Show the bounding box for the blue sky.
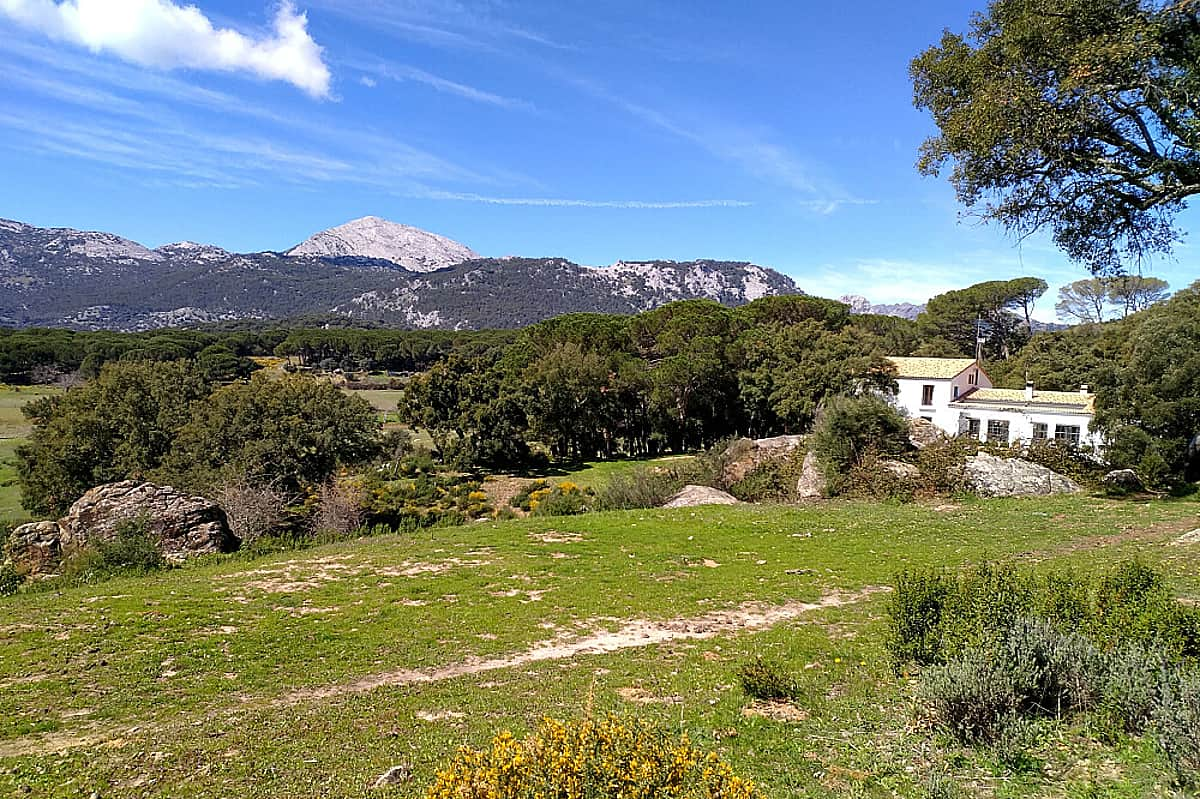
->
[0,0,1195,320]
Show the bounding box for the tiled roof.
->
[951,387,1095,413]
[887,356,978,380]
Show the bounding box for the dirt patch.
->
[276,586,890,706]
[483,476,536,515]
[529,530,584,544]
[415,710,466,723]
[618,687,682,705]
[232,557,490,594]
[741,699,810,723]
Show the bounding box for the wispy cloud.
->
[304,0,570,53]
[419,191,751,209]
[0,0,332,97]
[561,75,872,211]
[365,62,534,110]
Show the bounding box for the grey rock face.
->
[59,481,238,562]
[288,216,479,272]
[795,450,827,499]
[881,460,921,480]
[908,418,947,450]
[1102,469,1143,493]
[4,521,62,576]
[662,485,740,508]
[964,452,1082,497]
[721,435,806,485]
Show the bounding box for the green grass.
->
[0,386,58,439]
[0,495,1197,797]
[559,455,698,489]
[0,386,56,525]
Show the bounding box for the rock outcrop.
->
[662,485,741,508]
[59,481,236,560]
[721,435,806,485]
[907,418,946,450]
[3,481,237,575]
[964,453,1082,497]
[1102,469,1143,493]
[795,451,827,499]
[881,460,921,480]
[4,521,61,577]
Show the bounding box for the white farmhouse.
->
[887,356,1100,449]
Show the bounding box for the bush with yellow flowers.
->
[424,716,762,799]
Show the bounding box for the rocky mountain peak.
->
[287,216,479,272]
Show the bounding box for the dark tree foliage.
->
[399,296,896,464]
[17,362,212,515]
[916,278,1047,359]
[913,0,1200,274]
[159,374,382,493]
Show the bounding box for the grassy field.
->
[0,386,59,525]
[559,455,698,490]
[1,494,1198,797]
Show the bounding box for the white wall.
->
[893,367,990,433]
[949,405,1102,449]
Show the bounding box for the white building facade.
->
[888,357,1101,449]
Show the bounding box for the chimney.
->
[1025,381,1034,401]
[1080,384,1090,395]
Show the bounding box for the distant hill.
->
[839,294,925,320]
[0,217,801,331]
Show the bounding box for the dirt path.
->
[0,586,888,758]
[275,586,891,705]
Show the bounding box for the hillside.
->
[1,497,1196,797]
[0,218,800,331]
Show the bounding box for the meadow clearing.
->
[0,386,59,525]
[2,494,1198,798]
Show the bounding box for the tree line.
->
[0,325,514,384]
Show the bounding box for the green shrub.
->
[737,656,797,701]
[887,570,951,670]
[596,460,714,511]
[63,517,166,580]
[810,394,910,494]
[1153,670,1200,787]
[530,481,595,516]
[424,716,762,799]
[0,564,21,597]
[727,449,806,502]
[510,480,553,512]
[888,560,1195,670]
[1002,617,1103,718]
[1100,643,1171,735]
[919,647,1019,744]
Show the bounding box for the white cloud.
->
[0,0,331,97]
[358,74,376,88]
[370,62,533,110]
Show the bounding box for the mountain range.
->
[0,216,804,331]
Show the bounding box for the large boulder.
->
[795,450,827,499]
[721,435,805,485]
[881,460,921,480]
[907,418,947,450]
[59,481,237,561]
[4,521,62,577]
[662,485,740,509]
[1102,469,1143,494]
[964,452,1082,498]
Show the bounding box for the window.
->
[952,385,960,399]
[921,415,933,422]
[1055,425,1081,446]
[1032,422,1048,441]
[959,417,981,439]
[987,419,1010,443]
[921,384,935,406]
